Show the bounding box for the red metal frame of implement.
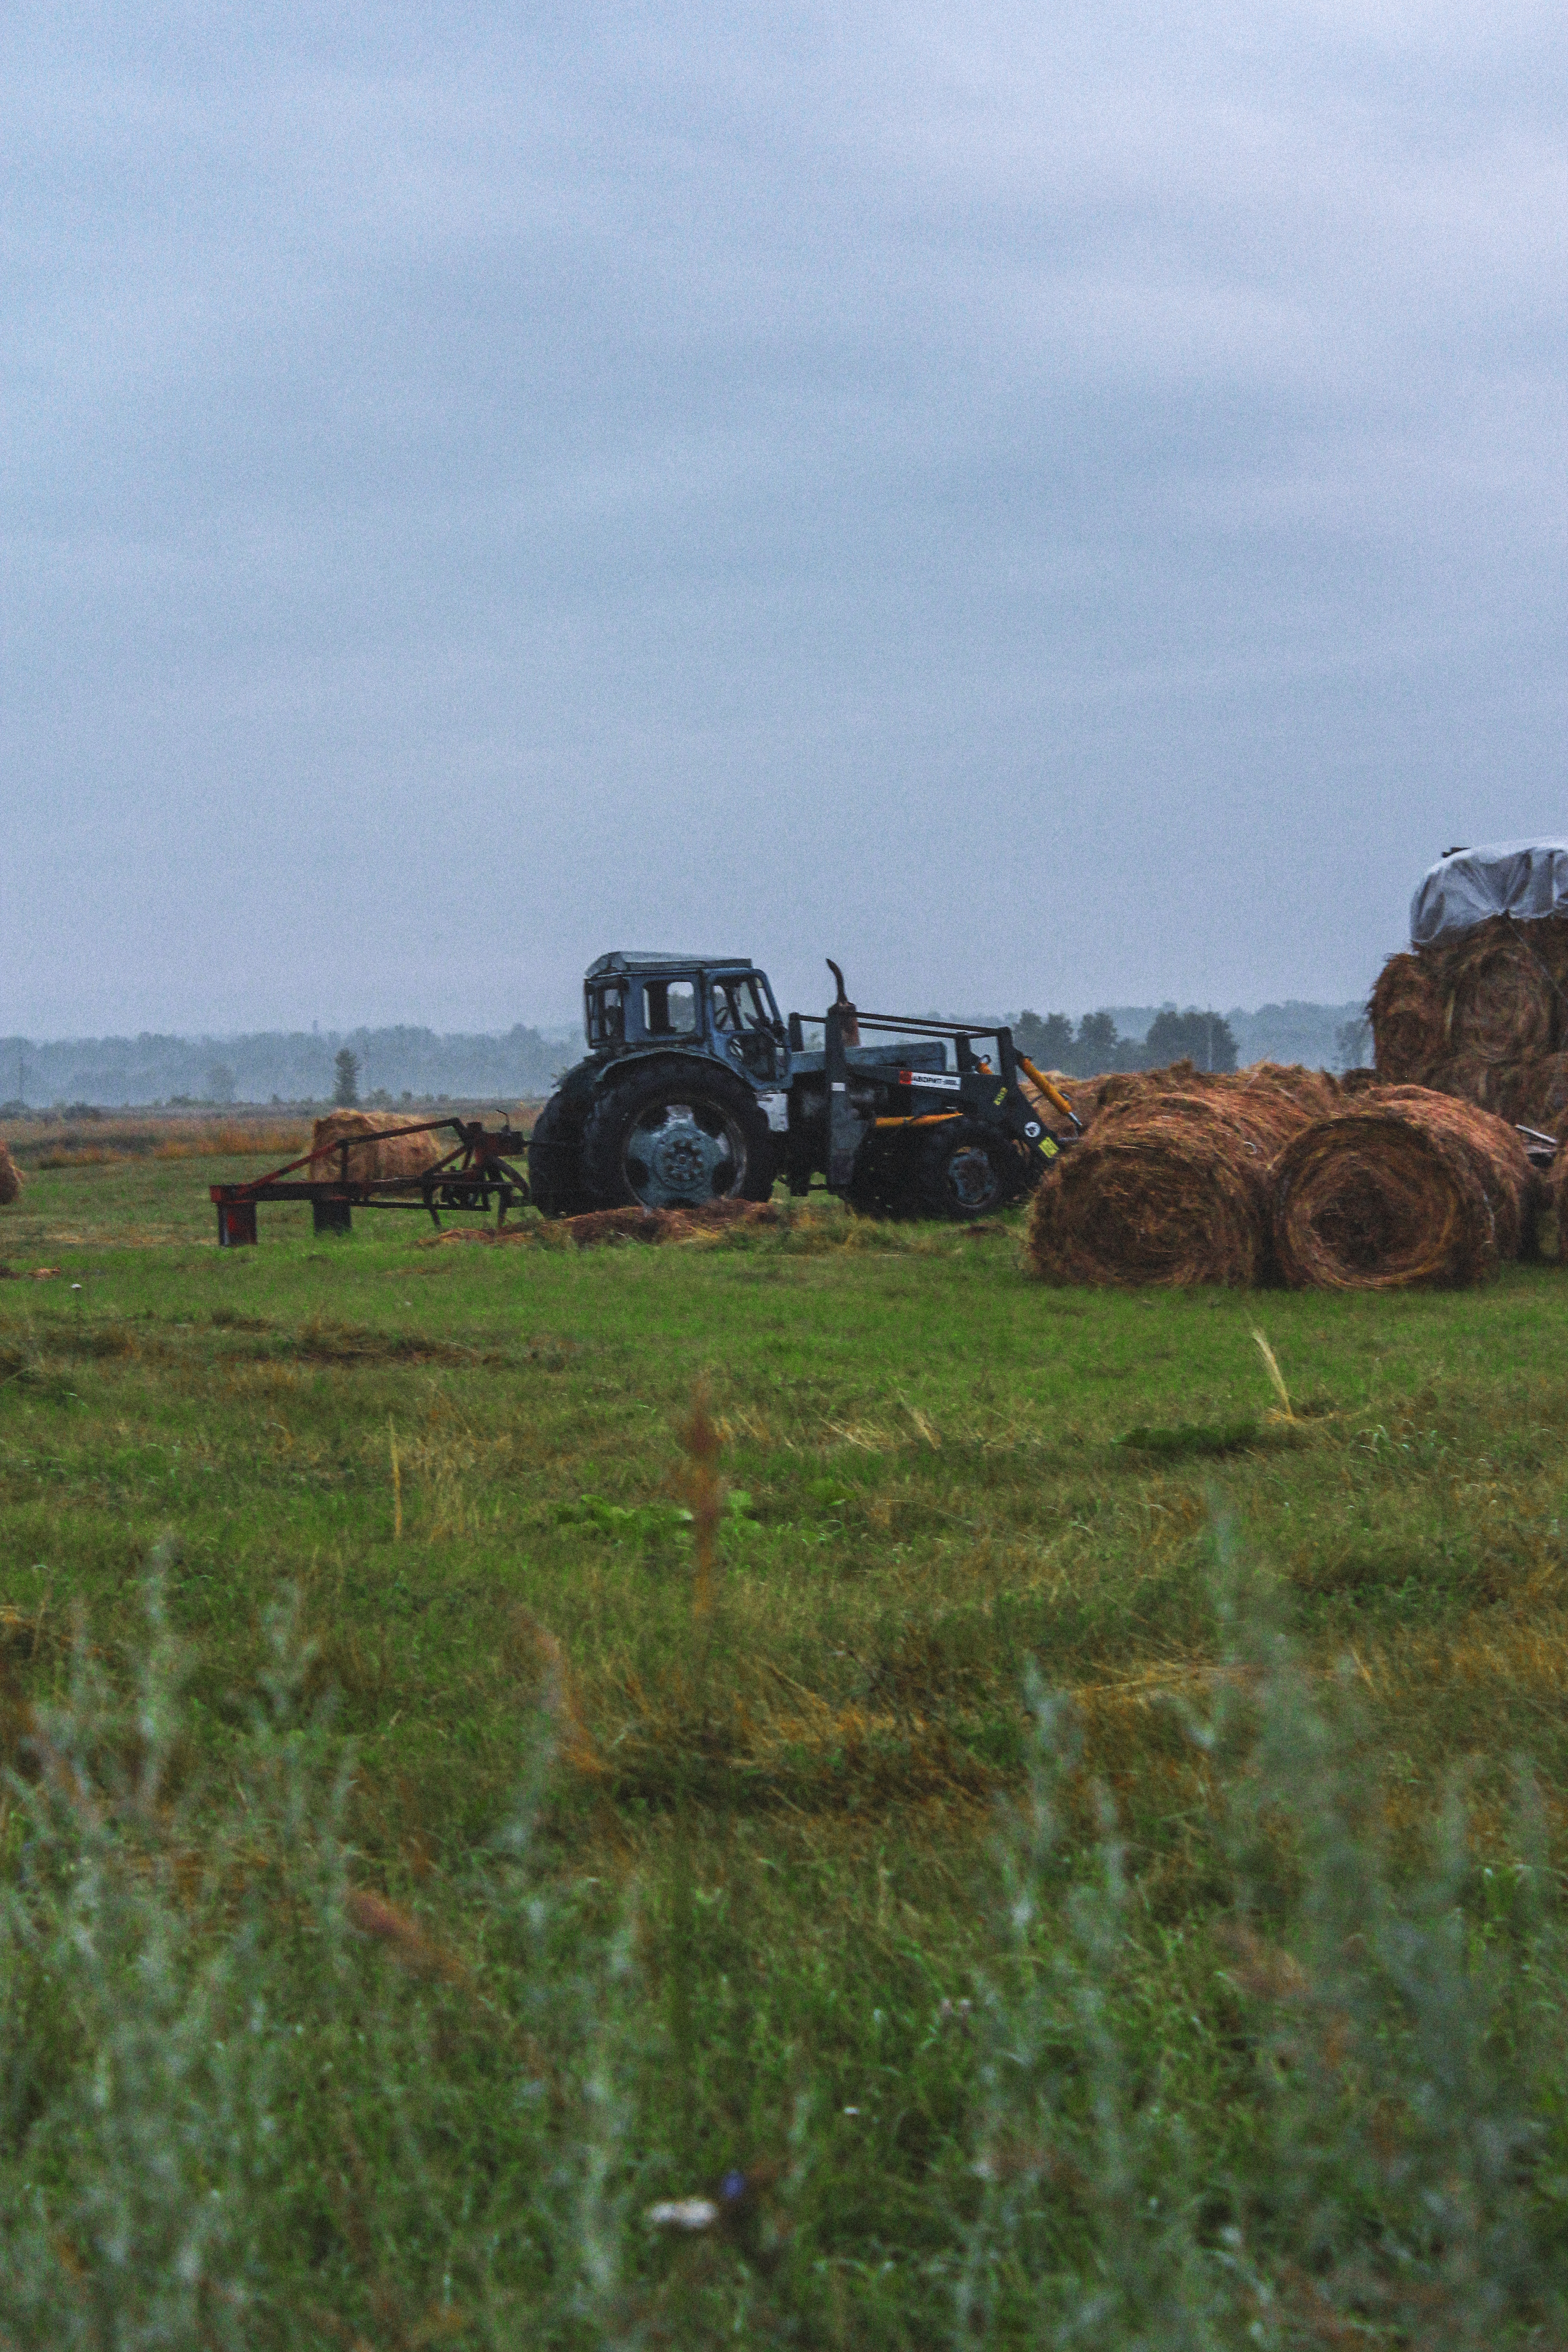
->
[209,1116,530,1245]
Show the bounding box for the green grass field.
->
[3,1141,1568,2344]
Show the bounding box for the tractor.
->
[527,951,1080,1220]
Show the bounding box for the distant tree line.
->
[0,997,1373,1112]
[1013,1007,1240,1076]
[0,1025,566,1111]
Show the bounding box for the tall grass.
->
[0,1565,640,2348]
[959,1554,1568,2347]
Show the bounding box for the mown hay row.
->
[1271,1089,1533,1291]
[0,1142,20,1206]
[306,1111,449,1186]
[1025,1066,1334,1287]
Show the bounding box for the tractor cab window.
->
[587,984,625,1048]
[711,976,773,1034]
[713,974,782,1078]
[642,978,697,1037]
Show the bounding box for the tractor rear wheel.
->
[907,1117,1028,1220]
[579,1062,774,1210]
[527,1093,591,1218]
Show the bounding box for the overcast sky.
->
[5,2,1565,1035]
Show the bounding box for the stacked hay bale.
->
[306,1111,447,1185]
[0,1139,20,1206]
[1369,846,1568,1134]
[1025,1063,1339,1287]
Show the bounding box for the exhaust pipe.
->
[826,958,860,1048]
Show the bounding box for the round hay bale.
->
[1094,1058,1220,1114]
[0,1140,20,1207]
[1369,951,1447,1083]
[1426,1054,1504,1114]
[1431,1053,1568,1132]
[1495,1053,1568,1137]
[1026,1083,1313,1288]
[1096,1060,1341,1118]
[306,1112,447,1186]
[1445,916,1559,1062]
[1230,1061,1343,1118]
[1271,1088,1533,1291]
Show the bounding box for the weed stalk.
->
[668,1385,725,2176]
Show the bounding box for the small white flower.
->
[647,2198,719,2232]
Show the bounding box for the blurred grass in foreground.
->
[2,1557,1565,2347]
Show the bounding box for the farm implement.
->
[211,1115,529,1245]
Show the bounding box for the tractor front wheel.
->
[846,1132,915,1218]
[579,1063,774,1210]
[907,1117,1028,1220]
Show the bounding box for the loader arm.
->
[1015,1053,1084,1133]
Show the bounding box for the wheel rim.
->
[946,1145,1001,1213]
[623,1099,745,1207]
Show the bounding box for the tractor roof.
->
[585,951,759,979]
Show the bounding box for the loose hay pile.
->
[1271,1091,1533,1291]
[0,1142,20,1207]
[1025,1065,1337,1287]
[428,1200,781,1250]
[305,1112,448,1186]
[549,1200,779,1248]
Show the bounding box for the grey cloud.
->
[4,2,1566,1033]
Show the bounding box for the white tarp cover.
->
[1411,840,1568,947]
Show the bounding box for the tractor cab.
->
[582,951,789,1086]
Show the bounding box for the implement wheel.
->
[907,1117,1028,1220]
[579,1063,774,1210]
